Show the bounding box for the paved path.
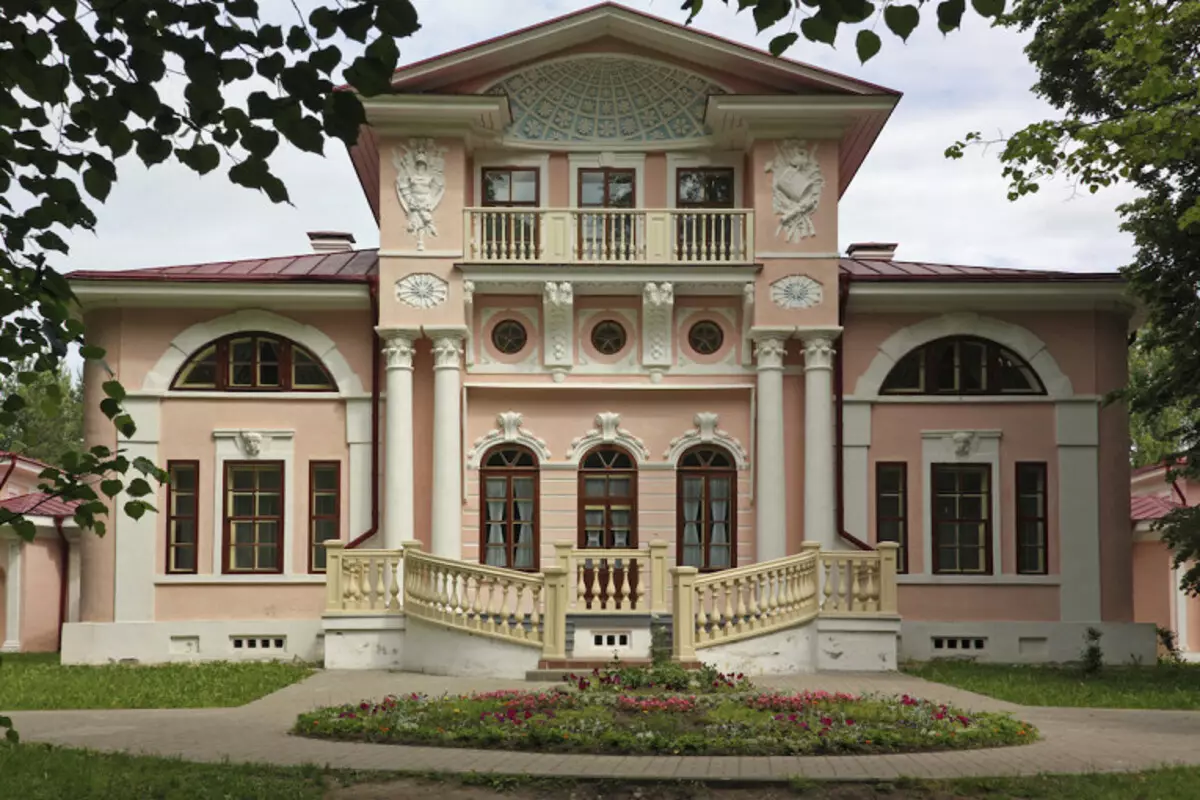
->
[8,670,1200,781]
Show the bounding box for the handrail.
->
[552,541,669,614]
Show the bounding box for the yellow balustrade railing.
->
[819,543,900,615]
[462,207,755,264]
[323,541,406,614]
[552,541,669,614]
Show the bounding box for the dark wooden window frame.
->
[171,332,336,392]
[480,167,541,208]
[930,462,993,575]
[675,446,738,571]
[166,460,199,574]
[577,167,637,258]
[1015,461,1049,575]
[577,445,639,550]
[675,167,736,209]
[308,460,341,574]
[479,445,540,572]
[874,462,908,574]
[222,460,285,575]
[881,336,1046,396]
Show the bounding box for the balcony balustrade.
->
[463,207,755,265]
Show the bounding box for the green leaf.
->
[287,25,311,52]
[127,477,153,498]
[82,168,112,201]
[100,479,123,498]
[936,0,966,32]
[2,394,25,413]
[80,345,106,360]
[752,0,792,32]
[123,500,147,520]
[769,32,799,56]
[102,379,126,401]
[177,143,221,175]
[800,13,838,45]
[99,397,120,419]
[971,0,1005,17]
[856,29,882,63]
[884,4,920,40]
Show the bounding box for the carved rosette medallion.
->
[771,275,823,310]
[396,273,448,309]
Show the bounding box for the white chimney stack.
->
[846,242,898,260]
[307,231,356,253]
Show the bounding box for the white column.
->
[802,331,838,551]
[430,333,465,559]
[753,336,787,562]
[381,331,416,549]
[2,540,21,652]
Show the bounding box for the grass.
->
[904,659,1200,709]
[0,653,312,710]
[6,744,1200,799]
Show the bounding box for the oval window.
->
[687,320,724,355]
[491,319,528,355]
[590,320,627,356]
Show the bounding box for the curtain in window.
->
[484,477,508,567]
[709,477,730,568]
[513,477,534,568]
[682,476,703,567]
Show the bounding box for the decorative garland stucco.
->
[567,412,650,465]
[466,411,552,468]
[663,412,749,469]
[852,312,1074,399]
[143,309,364,395]
[484,55,725,144]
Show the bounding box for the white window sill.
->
[155,574,327,585]
[897,574,1060,586]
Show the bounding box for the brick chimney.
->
[846,242,898,260]
[307,231,356,253]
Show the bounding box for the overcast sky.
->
[57,0,1137,274]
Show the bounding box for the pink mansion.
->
[0,5,1164,672]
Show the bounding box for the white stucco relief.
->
[765,140,824,243]
[663,412,749,469]
[770,275,823,310]
[393,138,446,251]
[567,412,650,464]
[466,412,552,468]
[396,273,449,309]
[542,281,574,380]
[641,281,674,372]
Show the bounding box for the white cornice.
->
[69,281,371,310]
[846,281,1134,314]
[362,95,511,138]
[457,265,759,295]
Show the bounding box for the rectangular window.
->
[1016,462,1048,574]
[481,168,539,207]
[223,461,284,574]
[309,461,341,573]
[677,168,735,208]
[166,461,199,574]
[931,463,992,575]
[676,168,736,261]
[480,167,540,260]
[875,462,908,573]
[578,167,637,260]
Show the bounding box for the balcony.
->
[463,207,756,265]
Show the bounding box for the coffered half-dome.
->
[484,55,726,144]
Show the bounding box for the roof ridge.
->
[66,247,380,279]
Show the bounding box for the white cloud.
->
[58,0,1136,274]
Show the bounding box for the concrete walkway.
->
[8,670,1200,781]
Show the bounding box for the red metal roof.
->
[67,250,1120,284]
[0,492,79,518]
[1131,494,1179,522]
[0,451,56,473]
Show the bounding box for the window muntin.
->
[173,333,335,392]
[590,320,628,356]
[579,446,637,550]
[881,337,1044,396]
[166,461,199,574]
[677,446,736,571]
[309,461,340,573]
[1016,462,1049,575]
[931,463,992,575]
[875,462,908,574]
[677,168,735,208]
[482,168,539,207]
[687,320,724,355]
[578,167,636,260]
[480,446,538,571]
[224,461,284,574]
[491,320,528,355]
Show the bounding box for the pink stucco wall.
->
[20,540,63,652]
[1132,540,1172,632]
[900,585,1060,622]
[156,585,324,621]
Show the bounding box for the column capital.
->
[753,336,787,370]
[378,327,419,371]
[802,337,836,372]
[796,326,843,345]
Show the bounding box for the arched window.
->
[172,332,335,391]
[880,336,1044,396]
[677,446,736,570]
[578,446,637,549]
[480,445,538,570]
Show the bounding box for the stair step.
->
[526,659,702,682]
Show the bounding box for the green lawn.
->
[5,744,1200,800]
[0,653,312,710]
[905,659,1200,709]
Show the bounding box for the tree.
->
[0,0,422,743]
[1127,336,1196,469]
[687,0,1200,592]
[0,359,83,469]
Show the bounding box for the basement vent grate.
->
[932,636,986,652]
[593,632,630,648]
[231,636,286,653]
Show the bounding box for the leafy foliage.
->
[0,1,419,545]
[1128,335,1197,468]
[0,359,82,469]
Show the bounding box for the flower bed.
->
[295,664,1036,756]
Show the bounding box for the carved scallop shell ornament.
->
[770,275,823,309]
[396,273,449,309]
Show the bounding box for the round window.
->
[590,320,627,356]
[491,319,528,355]
[687,320,725,355]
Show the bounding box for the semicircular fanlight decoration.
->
[172,332,335,392]
[485,56,726,144]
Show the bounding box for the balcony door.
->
[481,167,539,260]
[577,445,639,608]
[578,168,637,260]
[676,168,736,261]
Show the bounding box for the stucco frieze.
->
[392,139,447,251]
[765,140,824,243]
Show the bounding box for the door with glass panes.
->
[578,168,637,260]
[577,446,639,608]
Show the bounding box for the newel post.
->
[542,566,569,661]
[400,540,424,607]
[877,542,899,614]
[324,541,345,613]
[648,540,669,614]
[671,566,698,663]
